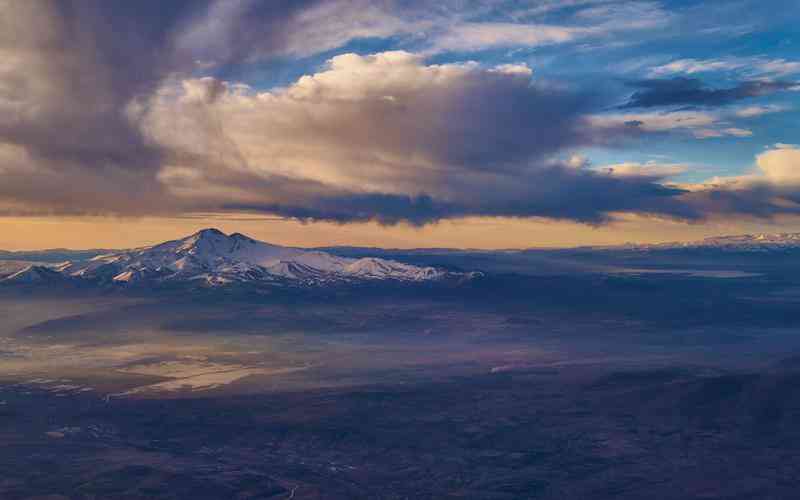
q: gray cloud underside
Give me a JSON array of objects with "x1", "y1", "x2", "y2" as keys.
[
  {"x1": 215, "y1": 168, "x2": 693, "y2": 226},
  {"x1": 620, "y1": 77, "x2": 797, "y2": 109}
]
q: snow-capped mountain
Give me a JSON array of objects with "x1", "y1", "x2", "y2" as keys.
[
  {"x1": 699, "y1": 233, "x2": 800, "y2": 249},
  {"x1": 31, "y1": 228, "x2": 448, "y2": 287},
  {"x1": 619, "y1": 233, "x2": 800, "y2": 252}
]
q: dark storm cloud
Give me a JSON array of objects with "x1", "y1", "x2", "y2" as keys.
[
  {"x1": 0, "y1": 0, "x2": 321, "y2": 213},
  {"x1": 0, "y1": 1, "x2": 197, "y2": 168},
  {"x1": 620, "y1": 77, "x2": 798, "y2": 109},
  {"x1": 225, "y1": 173, "x2": 701, "y2": 225},
  {"x1": 220, "y1": 167, "x2": 693, "y2": 227}
]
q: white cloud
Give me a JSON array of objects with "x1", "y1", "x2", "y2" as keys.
[
  {"x1": 650, "y1": 57, "x2": 800, "y2": 78},
  {"x1": 594, "y1": 162, "x2": 689, "y2": 178},
  {"x1": 425, "y1": 1, "x2": 671, "y2": 54},
  {"x1": 650, "y1": 58, "x2": 742, "y2": 76},
  {"x1": 141, "y1": 52, "x2": 596, "y2": 213},
  {"x1": 591, "y1": 108, "x2": 764, "y2": 140},
  {"x1": 279, "y1": 0, "x2": 427, "y2": 57},
  {"x1": 734, "y1": 104, "x2": 790, "y2": 118},
  {"x1": 170, "y1": 0, "x2": 680, "y2": 65},
  {"x1": 567, "y1": 154, "x2": 590, "y2": 168},
  {"x1": 722, "y1": 127, "x2": 754, "y2": 137},
  {"x1": 590, "y1": 110, "x2": 716, "y2": 132},
  {"x1": 693, "y1": 128, "x2": 753, "y2": 139},
  {"x1": 683, "y1": 145, "x2": 800, "y2": 189},
  {"x1": 757, "y1": 145, "x2": 800, "y2": 184},
  {"x1": 507, "y1": 0, "x2": 613, "y2": 20},
  {"x1": 490, "y1": 63, "x2": 534, "y2": 76},
  {"x1": 574, "y1": 1, "x2": 671, "y2": 30},
  {"x1": 427, "y1": 22, "x2": 588, "y2": 53},
  {"x1": 175, "y1": 0, "x2": 427, "y2": 63}
]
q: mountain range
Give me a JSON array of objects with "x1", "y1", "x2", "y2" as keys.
[
  {"x1": 0, "y1": 229, "x2": 454, "y2": 287},
  {"x1": 633, "y1": 233, "x2": 800, "y2": 251},
  {"x1": 5, "y1": 230, "x2": 800, "y2": 288}
]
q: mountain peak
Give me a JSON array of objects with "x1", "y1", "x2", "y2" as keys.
[{"x1": 192, "y1": 228, "x2": 227, "y2": 238}]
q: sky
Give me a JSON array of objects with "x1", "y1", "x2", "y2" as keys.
[{"x1": 1, "y1": 0, "x2": 800, "y2": 250}]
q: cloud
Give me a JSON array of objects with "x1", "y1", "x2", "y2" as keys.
[
  {"x1": 424, "y1": 1, "x2": 671, "y2": 54},
  {"x1": 176, "y1": 0, "x2": 421, "y2": 61},
  {"x1": 589, "y1": 109, "x2": 756, "y2": 139},
  {"x1": 591, "y1": 96, "x2": 792, "y2": 140},
  {"x1": 591, "y1": 108, "x2": 763, "y2": 140},
  {"x1": 620, "y1": 77, "x2": 798, "y2": 109},
  {"x1": 0, "y1": 0, "x2": 327, "y2": 215},
  {"x1": 1, "y1": 1, "x2": 798, "y2": 227},
  {"x1": 650, "y1": 57, "x2": 800, "y2": 78},
  {"x1": 592, "y1": 110, "x2": 716, "y2": 131},
  {"x1": 756, "y1": 144, "x2": 800, "y2": 184},
  {"x1": 172, "y1": 0, "x2": 669, "y2": 65},
  {"x1": 507, "y1": 0, "x2": 613, "y2": 20},
  {"x1": 427, "y1": 22, "x2": 590, "y2": 53},
  {"x1": 136, "y1": 51, "x2": 700, "y2": 224},
  {"x1": 572, "y1": 1, "x2": 671, "y2": 30},
  {"x1": 691, "y1": 128, "x2": 752, "y2": 139},
  {"x1": 672, "y1": 145, "x2": 800, "y2": 220},
  {"x1": 733, "y1": 104, "x2": 791, "y2": 117},
  {"x1": 594, "y1": 162, "x2": 689, "y2": 179},
  {"x1": 0, "y1": 0, "x2": 205, "y2": 214}
]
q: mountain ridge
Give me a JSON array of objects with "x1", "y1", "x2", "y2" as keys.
[{"x1": 602, "y1": 232, "x2": 800, "y2": 252}]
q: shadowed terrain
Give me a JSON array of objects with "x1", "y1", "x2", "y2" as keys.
[{"x1": 4, "y1": 242, "x2": 800, "y2": 498}]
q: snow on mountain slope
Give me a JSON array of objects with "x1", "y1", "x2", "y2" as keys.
[
  {"x1": 57, "y1": 229, "x2": 447, "y2": 286},
  {"x1": 0, "y1": 260, "x2": 35, "y2": 279}
]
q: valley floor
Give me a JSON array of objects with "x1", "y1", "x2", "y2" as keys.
[
  {"x1": 4, "y1": 261, "x2": 800, "y2": 498},
  {"x1": 3, "y1": 363, "x2": 800, "y2": 500}
]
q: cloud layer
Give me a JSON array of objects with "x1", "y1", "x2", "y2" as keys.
[
  {"x1": 141, "y1": 52, "x2": 695, "y2": 224},
  {"x1": 1, "y1": 0, "x2": 799, "y2": 228}
]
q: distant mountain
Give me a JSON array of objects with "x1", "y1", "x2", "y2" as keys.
[
  {"x1": 615, "y1": 233, "x2": 800, "y2": 252},
  {"x1": 698, "y1": 233, "x2": 800, "y2": 249},
  {"x1": 0, "y1": 260, "x2": 36, "y2": 279},
  {"x1": 0, "y1": 248, "x2": 112, "y2": 263},
  {"x1": 1, "y1": 229, "x2": 455, "y2": 288},
  {"x1": 1, "y1": 265, "x2": 66, "y2": 284}
]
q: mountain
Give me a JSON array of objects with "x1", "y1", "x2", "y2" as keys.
[
  {"x1": 0, "y1": 260, "x2": 35, "y2": 279},
  {"x1": 0, "y1": 265, "x2": 67, "y2": 284},
  {"x1": 34, "y1": 228, "x2": 451, "y2": 288},
  {"x1": 0, "y1": 248, "x2": 112, "y2": 263},
  {"x1": 614, "y1": 233, "x2": 800, "y2": 253},
  {"x1": 698, "y1": 233, "x2": 800, "y2": 249}
]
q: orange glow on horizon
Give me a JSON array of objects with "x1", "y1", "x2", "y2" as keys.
[{"x1": 3, "y1": 214, "x2": 800, "y2": 252}]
